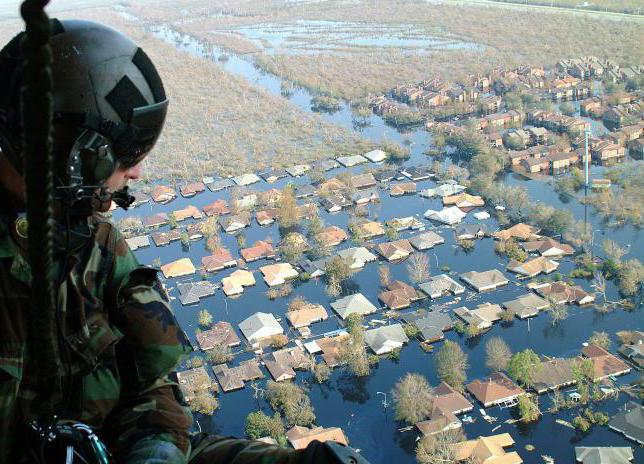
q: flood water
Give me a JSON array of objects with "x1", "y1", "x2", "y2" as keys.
[
  {"x1": 210, "y1": 20, "x2": 482, "y2": 55},
  {"x1": 112, "y1": 15, "x2": 643, "y2": 464}
]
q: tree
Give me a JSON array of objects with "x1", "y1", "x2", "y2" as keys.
[
  {"x1": 435, "y1": 341, "x2": 468, "y2": 391},
  {"x1": 167, "y1": 212, "x2": 178, "y2": 229},
  {"x1": 245, "y1": 411, "x2": 285, "y2": 440},
  {"x1": 340, "y1": 314, "x2": 370, "y2": 377},
  {"x1": 416, "y1": 430, "x2": 461, "y2": 464},
  {"x1": 547, "y1": 301, "x2": 568, "y2": 325},
  {"x1": 602, "y1": 239, "x2": 626, "y2": 263},
  {"x1": 277, "y1": 185, "x2": 298, "y2": 230},
  {"x1": 280, "y1": 232, "x2": 308, "y2": 263},
  {"x1": 406, "y1": 253, "x2": 430, "y2": 284},
  {"x1": 266, "y1": 381, "x2": 316, "y2": 427},
  {"x1": 198, "y1": 309, "x2": 213, "y2": 328},
  {"x1": 446, "y1": 128, "x2": 487, "y2": 162},
  {"x1": 206, "y1": 344, "x2": 233, "y2": 365},
  {"x1": 190, "y1": 391, "x2": 218, "y2": 415},
  {"x1": 618, "y1": 259, "x2": 643, "y2": 296},
  {"x1": 313, "y1": 362, "x2": 331, "y2": 383},
  {"x1": 507, "y1": 349, "x2": 541, "y2": 389},
  {"x1": 378, "y1": 265, "x2": 392, "y2": 287},
  {"x1": 571, "y1": 358, "x2": 595, "y2": 404},
  {"x1": 485, "y1": 337, "x2": 512, "y2": 372},
  {"x1": 517, "y1": 395, "x2": 540, "y2": 423},
  {"x1": 325, "y1": 255, "x2": 352, "y2": 283},
  {"x1": 392, "y1": 373, "x2": 435, "y2": 425},
  {"x1": 588, "y1": 331, "x2": 611, "y2": 350}
]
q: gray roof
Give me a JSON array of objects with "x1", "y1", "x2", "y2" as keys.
[
  {"x1": 239, "y1": 312, "x2": 283, "y2": 343},
  {"x1": 208, "y1": 178, "x2": 235, "y2": 191},
  {"x1": 502, "y1": 293, "x2": 549, "y2": 318},
  {"x1": 336, "y1": 154, "x2": 368, "y2": 167},
  {"x1": 460, "y1": 269, "x2": 509, "y2": 292},
  {"x1": 403, "y1": 309, "x2": 453, "y2": 341},
  {"x1": 125, "y1": 235, "x2": 150, "y2": 251},
  {"x1": 330, "y1": 293, "x2": 378, "y2": 320},
  {"x1": 336, "y1": 247, "x2": 377, "y2": 267},
  {"x1": 609, "y1": 402, "x2": 644, "y2": 445},
  {"x1": 575, "y1": 447, "x2": 634, "y2": 464},
  {"x1": 409, "y1": 231, "x2": 445, "y2": 250},
  {"x1": 298, "y1": 258, "x2": 328, "y2": 277},
  {"x1": 418, "y1": 274, "x2": 465, "y2": 298},
  {"x1": 364, "y1": 324, "x2": 409, "y2": 354},
  {"x1": 312, "y1": 158, "x2": 339, "y2": 171},
  {"x1": 177, "y1": 281, "x2": 217, "y2": 305},
  {"x1": 259, "y1": 169, "x2": 288, "y2": 181}
]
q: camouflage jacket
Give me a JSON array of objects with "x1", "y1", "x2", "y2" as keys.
[{"x1": 0, "y1": 215, "x2": 193, "y2": 463}]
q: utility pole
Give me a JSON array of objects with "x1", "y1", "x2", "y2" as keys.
[{"x1": 376, "y1": 391, "x2": 388, "y2": 409}]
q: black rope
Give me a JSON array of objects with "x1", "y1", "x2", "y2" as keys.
[{"x1": 20, "y1": 0, "x2": 60, "y2": 414}]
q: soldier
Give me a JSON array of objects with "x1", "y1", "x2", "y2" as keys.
[{"x1": 0, "y1": 19, "x2": 364, "y2": 464}]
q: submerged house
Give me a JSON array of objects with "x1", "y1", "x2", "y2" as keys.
[
  {"x1": 330, "y1": 293, "x2": 378, "y2": 320},
  {"x1": 260, "y1": 263, "x2": 299, "y2": 286},
  {"x1": 454, "y1": 433, "x2": 523, "y2": 464},
  {"x1": 213, "y1": 360, "x2": 263, "y2": 392},
  {"x1": 418, "y1": 274, "x2": 465, "y2": 299},
  {"x1": 177, "y1": 281, "x2": 217, "y2": 305},
  {"x1": 416, "y1": 381, "x2": 473, "y2": 437},
  {"x1": 466, "y1": 372, "x2": 525, "y2": 408},
  {"x1": 160, "y1": 258, "x2": 196, "y2": 278},
  {"x1": 196, "y1": 321, "x2": 241, "y2": 351},
  {"x1": 262, "y1": 346, "x2": 310, "y2": 382},
  {"x1": 460, "y1": 269, "x2": 509, "y2": 292},
  {"x1": 221, "y1": 270, "x2": 255, "y2": 296},
  {"x1": 409, "y1": 231, "x2": 445, "y2": 250},
  {"x1": 424, "y1": 206, "x2": 467, "y2": 225},
  {"x1": 202, "y1": 248, "x2": 237, "y2": 272},
  {"x1": 375, "y1": 239, "x2": 414, "y2": 262},
  {"x1": 239, "y1": 312, "x2": 283, "y2": 345},
  {"x1": 502, "y1": 293, "x2": 549, "y2": 319},
  {"x1": 403, "y1": 309, "x2": 453, "y2": 342},
  {"x1": 378, "y1": 281, "x2": 423, "y2": 310},
  {"x1": 454, "y1": 303, "x2": 503, "y2": 330},
  {"x1": 533, "y1": 281, "x2": 594, "y2": 305},
  {"x1": 364, "y1": 324, "x2": 409, "y2": 355},
  {"x1": 286, "y1": 425, "x2": 348, "y2": 450},
  {"x1": 507, "y1": 256, "x2": 559, "y2": 278},
  {"x1": 521, "y1": 237, "x2": 574, "y2": 257},
  {"x1": 336, "y1": 247, "x2": 378, "y2": 269},
  {"x1": 609, "y1": 402, "x2": 644, "y2": 445}
]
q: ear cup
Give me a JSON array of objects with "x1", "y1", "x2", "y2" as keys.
[{"x1": 73, "y1": 130, "x2": 117, "y2": 186}]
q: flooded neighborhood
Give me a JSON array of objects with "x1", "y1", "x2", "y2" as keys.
[{"x1": 1, "y1": 0, "x2": 642, "y2": 463}]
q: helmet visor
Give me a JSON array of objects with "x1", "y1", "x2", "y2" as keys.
[{"x1": 113, "y1": 98, "x2": 168, "y2": 168}]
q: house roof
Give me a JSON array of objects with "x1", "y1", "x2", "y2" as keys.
[
  {"x1": 151, "y1": 229, "x2": 181, "y2": 246},
  {"x1": 582, "y1": 345, "x2": 631, "y2": 380},
  {"x1": 356, "y1": 220, "x2": 385, "y2": 238},
  {"x1": 196, "y1": 321, "x2": 241, "y2": 350},
  {"x1": 467, "y1": 372, "x2": 524, "y2": 407},
  {"x1": 316, "y1": 334, "x2": 350, "y2": 367},
  {"x1": 213, "y1": 360, "x2": 263, "y2": 392},
  {"x1": 433, "y1": 381, "x2": 473, "y2": 414},
  {"x1": 375, "y1": 239, "x2": 414, "y2": 261},
  {"x1": 203, "y1": 199, "x2": 230, "y2": 217},
  {"x1": 336, "y1": 154, "x2": 368, "y2": 167},
  {"x1": 286, "y1": 425, "x2": 348, "y2": 450},
  {"x1": 125, "y1": 235, "x2": 150, "y2": 250},
  {"x1": 502, "y1": 293, "x2": 549, "y2": 318},
  {"x1": 460, "y1": 269, "x2": 509, "y2": 291},
  {"x1": 143, "y1": 212, "x2": 169, "y2": 228},
  {"x1": 455, "y1": 433, "x2": 523, "y2": 464},
  {"x1": 609, "y1": 402, "x2": 644, "y2": 445},
  {"x1": 176, "y1": 367, "x2": 213, "y2": 402},
  {"x1": 202, "y1": 248, "x2": 236, "y2": 272},
  {"x1": 424, "y1": 206, "x2": 466, "y2": 224},
  {"x1": 363, "y1": 149, "x2": 387, "y2": 162},
  {"x1": 378, "y1": 289, "x2": 412, "y2": 310},
  {"x1": 160, "y1": 258, "x2": 196, "y2": 278},
  {"x1": 176, "y1": 280, "x2": 217, "y2": 305},
  {"x1": 443, "y1": 192, "x2": 485, "y2": 208},
  {"x1": 409, "y1": 231, "x2": 445, "y2": 250},
  {"x1": 336, "y1": 247, "x2": 378, "y2": 268},
  {"x1": 173, "y1": 205, "x2": 203, "y2": 222},
  {"x1": 420, "y1": 183, "x2": 465, "y2": 198},
  {"x1": 531, "y1": 357, "x2": 576, "y2": 393},
  {"x1": 330, "y1": 293, "x2": 378, "y2": 320},
  {"x1": 180, "y1": 181, "x2": 206, "y2": 197},
  {"x1": 232, "y1": 173, "x2": 261, "y2": 186},
  {"x1": 239, "y1": 312, "x2": 283, "y2": 343},
  {"x1": 575, "y1": 447, "x2": 634, "y2": 464},
  {"x1": 351, "y1": 172, "x2": 377, "y2": 189},
  {"x1": 534, "y1": 282, "x2": 594, "y2": 304},
  {"x1": 262, "y1": 346, "x2": 310, "y2": 381},
  {"x1": 507, "y1": 256, "x2": 559, "y2": 277},
  {"x1": 364, "y1": 324, "x2": 409, "y2": 354},
  {"x1": 403, "y1": 309, "x2": 453, "y2": 341},
  {"x1": 390, "y1": 182, "x2": 417, "y2": 195},
  {"x1": 221, "y1": 270, "x2": 255, "y2": 296},
  {"x1": 208, "y1": 178, "x2": 235, "y2": 191},
  {"x1": 493, "y1": 223, "x2": 541, "y2": 241},
  {"x1": 286, "y1": 303, "x2": 329, "y2": 328},
  {"x1": 522, "y1": 237, "x2": 574, "y2": 255},
  {"x1": 386, "y1": 216, "x2": 424, "y2": 232},
  {"x1": 260, "y1": 263, "x2": 299, "y2": 286},
  {"x1": 418, "y1": 274, "x2": 465, "y2": 298},
  {"x1": 151, "y1": 184, "x2": 176, "y2": 203},
  {"x1": 241, "y1": 240, "x2": 275, "y2": 262},
  {"x1": 318, "y1": 226, "x2": 348, "y2": 247}
]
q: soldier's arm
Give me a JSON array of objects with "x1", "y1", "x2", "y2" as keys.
[{"x1": 102, "y1": 229, "x2": 193, "y2": 463}]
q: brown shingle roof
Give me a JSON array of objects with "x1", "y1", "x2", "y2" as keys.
[
  {"x1": 196, "y1": 321, "x2": 241, "y2": 350},
  {"x1": 286, "y1": 426, "x2": 348, "y2": 449},
  {"x1": 466, "y1": 372, "x2": 524, "y2": 407}
]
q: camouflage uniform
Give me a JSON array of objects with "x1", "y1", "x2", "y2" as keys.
[{"x1": 0, "y1": 214, "x2": 333, "y2": 464}]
